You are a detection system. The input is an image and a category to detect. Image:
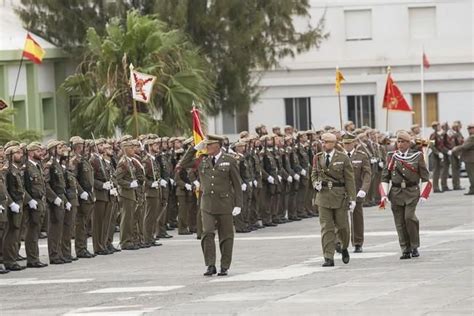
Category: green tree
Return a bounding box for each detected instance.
[61,11,214,138]
[0,109,41,145]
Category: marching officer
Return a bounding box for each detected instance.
[430,121,447,193]
[311,133,356,267]
[178,134,243,276]
[341,134,371,253]
[451,121,465,191]
[23,142,48,268]
[380,131,430,259]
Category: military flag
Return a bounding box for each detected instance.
[383,72,412,112]
[23,33,45,64]
[130,64,157,103]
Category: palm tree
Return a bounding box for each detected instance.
[61,11,215,138]
[0,109,41,145]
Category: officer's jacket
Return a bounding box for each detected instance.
[179,147,242,215]
[236,153,252,186]
[6,163,25,206]
[429,132,447,155]
[115,156,138,201]
[0,168,12,222]
[454,134,474,163]
[312,150,356,209]
[381,149,430,206]
[71,155,95,204]
[347,150,371,202]
[64,167,79,207]
[143,154,161,198]
[91,154,114,202]
[250,150,263,188]
[24,160,46,203]
[261,148,279,182]
[45,158,67,205]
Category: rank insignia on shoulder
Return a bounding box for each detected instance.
[333,161,343,165]
[219,162,230,167]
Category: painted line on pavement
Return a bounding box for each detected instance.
[87,285,184,294]
[0,278,93,286]
[63,305,161,316]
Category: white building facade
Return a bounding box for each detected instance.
[209,0,473,139]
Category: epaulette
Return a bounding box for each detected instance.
[356,150,368,157]
[223,152,237,162]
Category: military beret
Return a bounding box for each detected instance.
[396,130,411,142]
[321,133,337,142]
[431,121,440,127]
[27,141,42,151]
[69,136,85,145]
[120,135,133,142]
[183,137,194,146]
[341,133,356,144]
[203,134,225,145]
[239,131,249,139]
[47,140,61,150]
[5,145,21,155]
[4,140,20,150]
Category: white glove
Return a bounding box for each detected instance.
[102,181,112,190]
[447,150,452,156]
[267,176,275,184]
[438,153,444,159]
[193,180,200,188]
[313,181,322,191]
[130,180,139,188]
[348,201,356,213]
[357,190,366,198]
[151,181,159,188]
[300,169,307,176]
[160,179,168,187]
[185,183,193,191]
[9,202,20,213]
[370,158,377,164]
[54,197,62,206]
[378,161,384,169]
[418,197,427,205]
[170,179,176,186]
[232,207,241,216]
[0,205,4,213]
[287,176,293,183]
[241,183,247,192]
[248,181,253,188]
[253,180,258,187]
[277,175,282,182]
[194,140,206,151]
[28,199,38,210]
[80,191,89,200]
[65,202,72,211]
[110,188,118,196]
[294,174,300,181]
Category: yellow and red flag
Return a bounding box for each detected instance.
[335,68,345,93]
[22,33,45,64]
[191,105,206,156]
[383,72,412,112]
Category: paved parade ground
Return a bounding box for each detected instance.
[1,180,473,316]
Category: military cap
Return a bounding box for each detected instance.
[361,125,371,131]
[321,133,337,142]
[296,131,307,138]
[148,134,159,139]
[27,141,42,151]
[239,131,249,139]
[95,138,106,145]
[259,135,269,142]
[354,128,364,135]
[131,139,140,147]
[5,145,21,155]
[183,137,194,146]
[341,133,356,144]
[161,136,170,142]
[284,135,294,142]
[144,139,155,146]
[431,121,440,127]
[169,137,177,143]
[121,140,134,148]
[306,130,316,135]
[138,134,148,141]
[396,130,411,142]
[410,124,420,131]
[47,140,62,150]
[4,140,20,150]
[70,136,85,145]
[234,140,247,147]
[176,136,186,142]
[343,121,354,129]
[203,134,225,145]
[284,125,293,130]
[120,135,133,142]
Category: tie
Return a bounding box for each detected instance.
[212,156,216,166]
[347,152,351,158]
[326,154,330,168]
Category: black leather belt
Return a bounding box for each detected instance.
[392,182,418,188]
[321,181,345,187]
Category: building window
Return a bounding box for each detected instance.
[347,95,375,128]
[344,9,372,41]
[42,97,55,133]
[285,97,311,131]
[409,7,436,39]
[222,110,249,134]
[12,100,27,130]
[411,93,438,127]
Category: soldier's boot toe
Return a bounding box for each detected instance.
[400,252,411,260]
[341,249,350,264]
[322,258,335,267]
[203,265,217,276]
[411,248,420,257]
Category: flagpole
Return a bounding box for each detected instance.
[385,66,391,132]
[132,100,139,138]
[420,48,426,139]
[336,66,343,130]
[11,38,27,105]
[338,91,343,130]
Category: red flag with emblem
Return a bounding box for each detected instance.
[382,73,412,112]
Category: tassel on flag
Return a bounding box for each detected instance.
[383,71,412,112]
[130,64,157,103]
[23,33,45,64]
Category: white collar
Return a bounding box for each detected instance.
[346,149,355,157]
[324,149,335,160]
[398,149,410,156]
[212,150,223,162]
[28,159,38,166]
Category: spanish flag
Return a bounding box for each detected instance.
[335,67,345,93]
[23,34,45,64]
[191,105,206,156]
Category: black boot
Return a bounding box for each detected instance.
[322,258,335,267]
[400,252,411,260]
[203,265,217,276]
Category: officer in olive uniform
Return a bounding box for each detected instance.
[23,142,48,268]
[260,135,280,226]
[116,141,140,250]
[131,140,147,247]
[296,132,311,218]
[311,133,356,267]
[430,121,447,193]
[156,137,173,239]
[3,144,26,271]
[0,151,10,273]
[380,131,430,259]
[63,150,79,262]
[341,134,371,253]
[452,123,474,195]
[450,121,465,190]
[178,134,243,276]
[45,140,71,264]
[233,140,252,232]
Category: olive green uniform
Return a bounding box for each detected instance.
[142,154,162,244]
[312,151,356,260]
[116,156,138,248]
[63,167,79,260]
